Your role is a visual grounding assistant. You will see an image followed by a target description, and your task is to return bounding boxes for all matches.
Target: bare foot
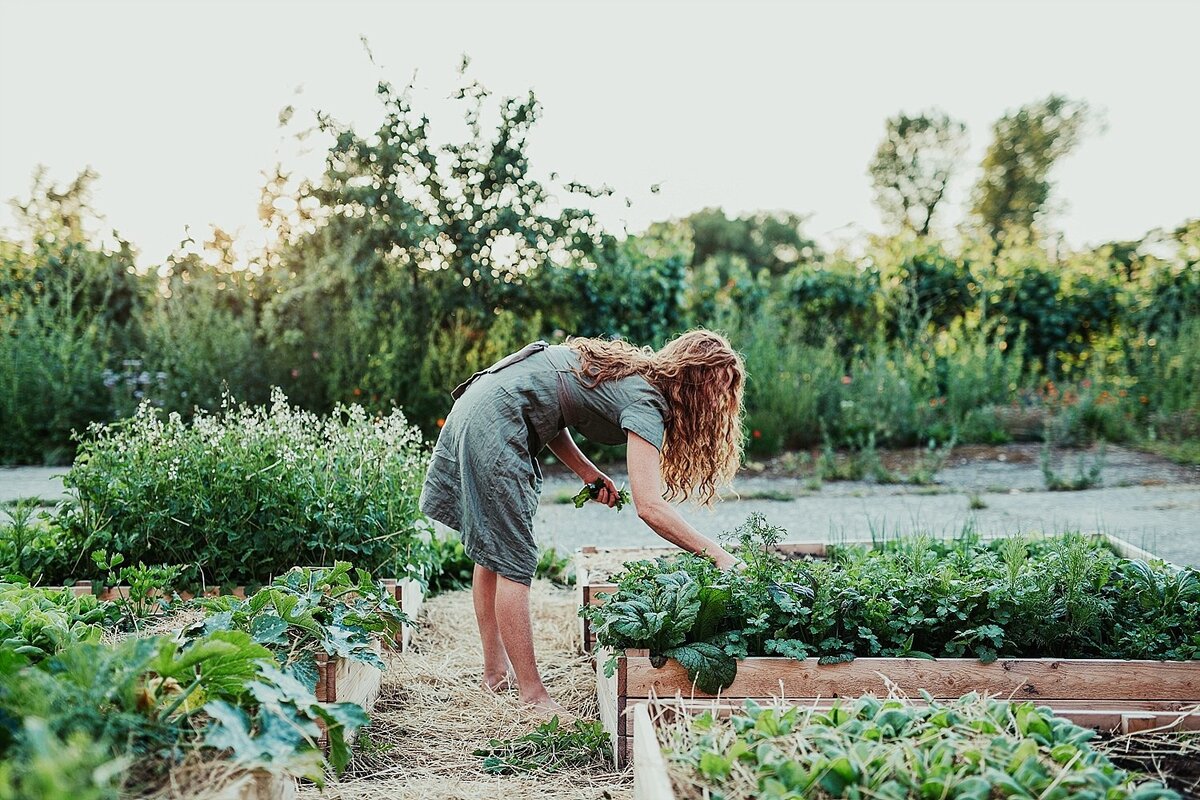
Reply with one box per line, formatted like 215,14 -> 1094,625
522,692 -> 568,718
482,670 -> 516,693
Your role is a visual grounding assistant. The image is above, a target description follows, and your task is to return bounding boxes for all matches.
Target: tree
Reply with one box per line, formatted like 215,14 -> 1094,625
648,208 -> 821,278
259,60 -> 617,427
868,111 -> 966,236
972,95 -> 1091,247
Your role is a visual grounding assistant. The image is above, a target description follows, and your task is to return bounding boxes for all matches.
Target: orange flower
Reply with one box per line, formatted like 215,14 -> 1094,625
437,417 -> 446,428
752,429 -> 762,439
1139,395 -> 1149,405
1119,389 -> 1128,398
841,375 -> 852,385
353,387 -> 362,397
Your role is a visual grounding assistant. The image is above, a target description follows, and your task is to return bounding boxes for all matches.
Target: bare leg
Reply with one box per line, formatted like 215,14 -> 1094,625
472,564 -> 513,691
494,574 -> 565,713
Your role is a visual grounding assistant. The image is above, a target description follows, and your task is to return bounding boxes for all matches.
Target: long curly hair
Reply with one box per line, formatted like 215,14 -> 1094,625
566,330 -> 745,506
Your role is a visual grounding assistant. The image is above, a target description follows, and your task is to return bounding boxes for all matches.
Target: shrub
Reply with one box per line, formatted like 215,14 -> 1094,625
50,389 -> 434,588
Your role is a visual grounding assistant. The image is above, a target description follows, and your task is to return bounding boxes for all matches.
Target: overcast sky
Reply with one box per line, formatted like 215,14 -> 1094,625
1,0 -> 1197,268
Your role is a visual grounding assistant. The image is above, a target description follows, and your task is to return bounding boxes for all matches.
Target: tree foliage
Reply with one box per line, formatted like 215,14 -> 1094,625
972,95 -> 1091,246
869,111 -> 966,236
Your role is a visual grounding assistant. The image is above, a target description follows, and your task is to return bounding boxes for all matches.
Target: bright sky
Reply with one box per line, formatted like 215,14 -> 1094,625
1,0 -> 1197,268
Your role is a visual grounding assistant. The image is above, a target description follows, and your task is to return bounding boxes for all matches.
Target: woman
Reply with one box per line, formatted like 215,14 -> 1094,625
419,330 -> 744,712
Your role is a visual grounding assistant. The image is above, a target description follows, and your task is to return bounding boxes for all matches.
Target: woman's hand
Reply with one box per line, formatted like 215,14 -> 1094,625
710,549 -> 743,572
579,468 -> 620,508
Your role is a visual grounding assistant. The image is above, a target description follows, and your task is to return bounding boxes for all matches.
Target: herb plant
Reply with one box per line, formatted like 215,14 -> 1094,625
659,695 -> 1179,800
583,514 -> 1200,694
50,390 -> 435,587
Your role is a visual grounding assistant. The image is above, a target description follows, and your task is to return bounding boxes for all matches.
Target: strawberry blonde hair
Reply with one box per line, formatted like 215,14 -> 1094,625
566,329 -> 745,506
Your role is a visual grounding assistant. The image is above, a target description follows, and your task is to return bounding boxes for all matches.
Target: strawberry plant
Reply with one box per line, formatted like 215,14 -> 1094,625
583,514 -> 1200,694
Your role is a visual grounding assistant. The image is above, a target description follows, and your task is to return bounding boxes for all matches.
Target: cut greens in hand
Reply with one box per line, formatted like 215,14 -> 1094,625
571,479 -> 632,511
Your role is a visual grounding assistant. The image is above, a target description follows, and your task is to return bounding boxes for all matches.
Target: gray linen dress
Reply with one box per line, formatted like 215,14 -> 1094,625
419,342 -> 669,585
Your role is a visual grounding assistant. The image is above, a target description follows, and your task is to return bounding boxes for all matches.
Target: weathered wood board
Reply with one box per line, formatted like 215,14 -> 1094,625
213,769 -> 298,800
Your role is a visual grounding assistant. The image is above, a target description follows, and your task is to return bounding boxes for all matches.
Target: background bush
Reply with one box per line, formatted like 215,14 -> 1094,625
44,389 -> 433,588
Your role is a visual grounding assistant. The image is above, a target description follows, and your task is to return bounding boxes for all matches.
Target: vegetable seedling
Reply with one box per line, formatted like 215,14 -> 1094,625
572,479 -> 631,511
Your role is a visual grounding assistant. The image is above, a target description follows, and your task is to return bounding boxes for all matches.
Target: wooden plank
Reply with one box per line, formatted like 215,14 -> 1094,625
397,577 -> 425,652
596,647 -> 618,758
314,639 -> 384,748
1099,532 -> 1165,565
633,704 -> 676,800
575,553 -> 591,654
622,654 -> 1200,702
213,769 -> 298,800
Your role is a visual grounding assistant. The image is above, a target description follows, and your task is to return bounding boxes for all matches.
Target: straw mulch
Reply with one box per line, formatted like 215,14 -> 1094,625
301,579 -> 631,800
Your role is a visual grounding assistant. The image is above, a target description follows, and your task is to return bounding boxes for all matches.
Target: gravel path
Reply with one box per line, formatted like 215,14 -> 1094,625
4,444 -> 1198,567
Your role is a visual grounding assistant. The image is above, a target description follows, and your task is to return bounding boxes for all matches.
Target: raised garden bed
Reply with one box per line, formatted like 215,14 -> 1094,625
600,647 -> 1200,767
576,532 -> 1162,653
585,525 -> 1198,768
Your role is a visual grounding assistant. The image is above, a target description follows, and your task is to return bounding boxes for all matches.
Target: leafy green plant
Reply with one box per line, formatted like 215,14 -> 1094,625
51,389 -> 435,588
182,562 -> 408,684
659,694 -> 1179,800
473,716 -> 611,775
1042,439 -> 1107,491
571,479 -> 632,510
0,629 -> 367,794
0,583 -> 115,662
90,550 -> 181,626
583,514 -> 1200,694
535,546 -> 574,586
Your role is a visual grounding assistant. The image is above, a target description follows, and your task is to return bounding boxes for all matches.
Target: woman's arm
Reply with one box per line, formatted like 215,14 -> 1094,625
626,431 -> 739,569
546,428 -> 618,507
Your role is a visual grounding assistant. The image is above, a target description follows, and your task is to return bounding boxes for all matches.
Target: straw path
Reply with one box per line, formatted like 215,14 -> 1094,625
301,579 -> 631,799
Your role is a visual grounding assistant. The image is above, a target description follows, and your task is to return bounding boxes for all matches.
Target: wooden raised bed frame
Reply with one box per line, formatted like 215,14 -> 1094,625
577,532 -> 1164,654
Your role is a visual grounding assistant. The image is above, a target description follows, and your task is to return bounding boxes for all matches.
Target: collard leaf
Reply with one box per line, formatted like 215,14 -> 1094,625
692,585 -> 731,643
664,642 -> 737,695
